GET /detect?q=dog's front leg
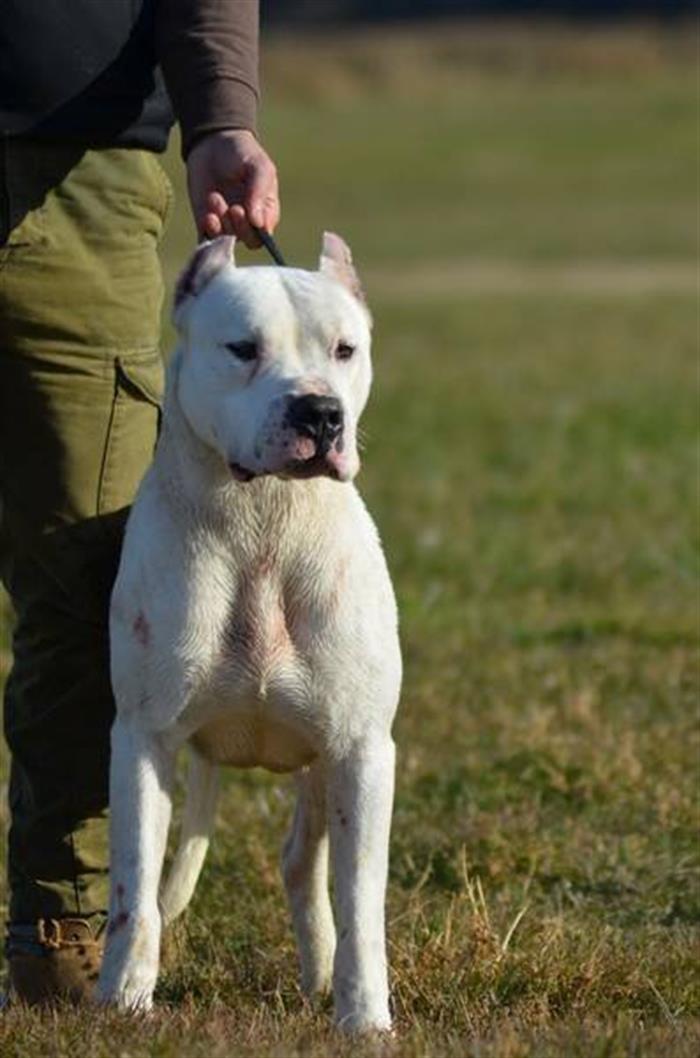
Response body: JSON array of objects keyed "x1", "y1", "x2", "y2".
[
  {"x1": 97, "y1": 716, "x2": 175, "y2": 1011},
  {"x1": 327, "y1": 736, "x2": 395, "y2": 1033}
]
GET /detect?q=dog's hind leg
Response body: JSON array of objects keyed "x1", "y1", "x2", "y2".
[
  {"x1": 282, "y1": 761, "x2": 336, "y2": 997},
  {"x1": 159, "y1": 746, "x2": 219, "y2": 926},
  {"x1": 97, "y1": 716, "x2": 176, "y2": 1010}
]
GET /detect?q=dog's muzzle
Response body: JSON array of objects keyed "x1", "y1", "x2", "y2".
[
  {"x1": 229, "y1": 394, "x2": 350, "y2": 484},
  {"x1": 286, "y1": 394, "x2": 344, "y2": 456}
]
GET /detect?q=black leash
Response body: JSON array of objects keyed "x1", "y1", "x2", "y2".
[
  {"x1": 251, "y1": 224, "x2": 287, "y2": 267},
  {"x1": 199, "y1": 227, "x2": 287, "y2": 267}
]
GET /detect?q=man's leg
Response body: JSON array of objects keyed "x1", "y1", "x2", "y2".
[{"x1": 0, "y1": 140, "x2": 171, "y2": 1002}]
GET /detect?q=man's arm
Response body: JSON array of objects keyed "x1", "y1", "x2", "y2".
[{"x1": 156, "y1": 0, "x2": 279, "y2": 245}]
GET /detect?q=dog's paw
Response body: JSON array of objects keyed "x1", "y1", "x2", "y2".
[
  {"x1": 334, "y1": 1009, "x2": 393, "y2": 1035},
  {"x1": 96, "y1": 970, "x2": 156, "y2": 1013}
]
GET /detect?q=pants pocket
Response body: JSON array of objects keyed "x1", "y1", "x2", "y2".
[
  {"x1": 97, "y1": 352, "x2": 164, "y2": 516},
  {"x1": 148, "y1": 155, "x2": 175, "y2": 232}
]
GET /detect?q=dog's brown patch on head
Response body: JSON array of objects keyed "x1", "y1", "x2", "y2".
[{"x1": 174, "y1": 236, "x2": 236, "y2": 311}]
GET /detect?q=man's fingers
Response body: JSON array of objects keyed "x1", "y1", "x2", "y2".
[
  {"x1": 203, "y1": 203, "x2": 263, "y2": 247},
  {"x1": 197, "y1": 192, "x2": 225, "y2": 237},
  {"x1": 188, "y1": 138, "x2": 280, "y2": 246},
  {"x1": 261, "y1": 193, "x2": 281, "y2": 235},
  {"x1": 202, "y1": 192, "x2": 261, "y2": 244},
  {"x1": 186, "y1": 130, "x2": 281, "y2": 242},
  {"x1": 203, "y1": 213, "x2": 222, "y2": 238},
  {"x1": 207, "y1": 191, "x2": 228, "y2": 216},
  {"x1": 228, "y1": 204, "x2": 261, "y2": 248},
  {"x1": 243, "y1": 156, "x2": 279, "y2": 233},
  {"x1": 200, "y1": 193, "x2": 241, "y2": 238}
]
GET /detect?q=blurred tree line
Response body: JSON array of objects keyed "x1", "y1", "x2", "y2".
[{"x1": 263, "y1": 0, "x2": 696, "y2": 22}]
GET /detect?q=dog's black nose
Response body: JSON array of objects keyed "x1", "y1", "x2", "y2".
[{"x1": 287, "y1": 394, "x2": 344, "y2": 452}]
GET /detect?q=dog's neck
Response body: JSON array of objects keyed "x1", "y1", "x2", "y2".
[{"x1": 152, "y1": 355, "x2": 342, "y2": 539}]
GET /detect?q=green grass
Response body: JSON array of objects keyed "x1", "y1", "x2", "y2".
[{"x1": 1, "y1": 21, "x2": 698, "y2": 1058}]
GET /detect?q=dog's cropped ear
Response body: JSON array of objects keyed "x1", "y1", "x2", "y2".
[
  {"x1": 174, "y1": 236, "x2": 236, "y2": 321},
  {"x1": 319, "y1": 232, "x2": 366, "y2": 304}
]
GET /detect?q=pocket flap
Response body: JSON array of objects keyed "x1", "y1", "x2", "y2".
[{"x1": 116, "y1": 353, "x2": 164, "y2": 408}]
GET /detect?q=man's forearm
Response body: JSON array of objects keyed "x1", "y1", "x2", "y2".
[{"x1": 156, "y1": 0, "x2": 259, "y2": 157}]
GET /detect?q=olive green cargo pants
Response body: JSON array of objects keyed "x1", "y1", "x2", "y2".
[{"x1": 0, "y1": 140, "x2": 171, "y2": 922}]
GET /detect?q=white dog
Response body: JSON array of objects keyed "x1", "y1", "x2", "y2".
[{"x1": 96, "y1": 234, "x2": 402, "y2": 1033}]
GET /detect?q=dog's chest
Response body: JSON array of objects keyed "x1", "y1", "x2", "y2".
[
  {"x1": 185, "y1": 555, "x2": 329, "y2": 770},
  {"x1": 225, "y1": 558, "x2": 297, "y2": 672}
]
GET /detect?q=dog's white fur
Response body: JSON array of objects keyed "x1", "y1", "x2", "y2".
[{"x1": 96, "y1": 234, "x2": 402, "y2": 1032}]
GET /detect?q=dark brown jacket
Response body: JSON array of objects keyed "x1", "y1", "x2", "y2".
[{"x1": 0, "y1": 0, "x2": 259, "y2": 154}]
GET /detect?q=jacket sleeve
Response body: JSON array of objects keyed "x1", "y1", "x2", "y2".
[{"x1": 156, "y1": 0, "x2": 259, "y2": 157}]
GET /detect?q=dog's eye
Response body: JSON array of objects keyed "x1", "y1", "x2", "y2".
[
  {"x1": 224, "y1": 340, "x2": 258, "y2": 362},
  {"x1": 335, "y1": 341, "x2": 356, "y2": 361}
]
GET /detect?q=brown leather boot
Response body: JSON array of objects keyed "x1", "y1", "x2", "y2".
[{"x1": 6, "y1": 917, "x2": 105, "y2": 1005}]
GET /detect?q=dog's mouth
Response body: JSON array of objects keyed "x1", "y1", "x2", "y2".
[
  {"x1": 229, "y1": 461, "x2": 257, "y2": 483},
  {"x1": 281, "y1": 455, "x2": 343, "y2": 481},
  {"x1": 229, "y1": 449, "x2": 353, "y2": 484}
]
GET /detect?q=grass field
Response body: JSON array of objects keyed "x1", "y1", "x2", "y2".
[{"x1": 0, "y1": 21, "x2": 698, "y2": 1058}]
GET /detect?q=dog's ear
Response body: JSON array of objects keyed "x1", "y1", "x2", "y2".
[
  {"x1": 174, "y1": 236, "x2": 236, "y2": 318},
  {"x1": 319, "y1": 232, "x2": 365, "y2": 304}
]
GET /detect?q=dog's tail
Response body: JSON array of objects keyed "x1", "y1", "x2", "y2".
[{"x1": 159, "y1": 747, "x2": 219, "y2": 927}]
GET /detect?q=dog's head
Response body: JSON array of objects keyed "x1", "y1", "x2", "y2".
[{"x1": 172, "y1": 233, "x2": 372, "y2": 484}]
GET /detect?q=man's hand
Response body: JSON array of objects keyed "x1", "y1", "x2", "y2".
[{"x1": 186, "y1": 129, "x2": 280, "y2": 247}]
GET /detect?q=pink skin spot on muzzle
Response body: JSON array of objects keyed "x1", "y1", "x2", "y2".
[
  {"x1": 132, "y1": 610, "x2": 150, "y2": 647},
  {"x1": 287, "y1": 436, "x2": 317, "y2": 462}
]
